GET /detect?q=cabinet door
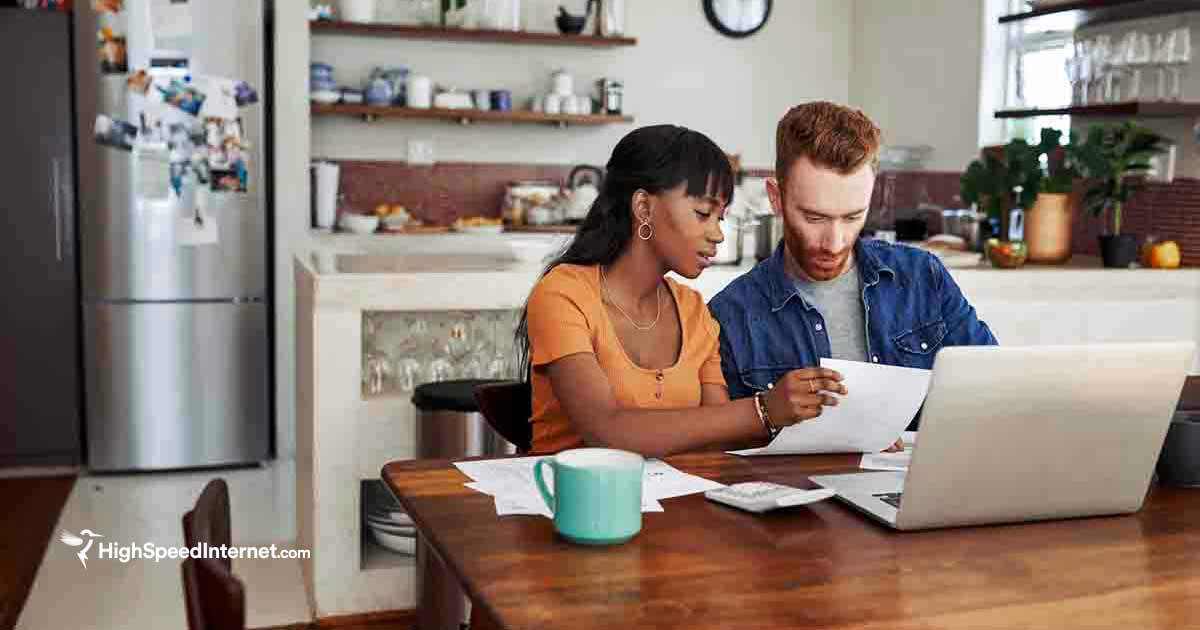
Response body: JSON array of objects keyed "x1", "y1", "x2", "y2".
[{"x1": 0, "y1": 10, "x2": 81, "y2": 466}]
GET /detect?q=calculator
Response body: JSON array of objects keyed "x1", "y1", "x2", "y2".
[{"x1": 704, "y1": 482, "x2": 837, "y2": 513}]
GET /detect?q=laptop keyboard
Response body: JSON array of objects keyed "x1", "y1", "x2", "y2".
[{"x1": 873, "y1": 492, "x2": 903, "y2": 508}]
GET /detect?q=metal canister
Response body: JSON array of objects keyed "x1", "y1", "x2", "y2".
[{"x1": 596, "y1": 78, "x2": 624, "y2": 115}]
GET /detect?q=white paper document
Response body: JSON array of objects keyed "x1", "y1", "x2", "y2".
[
  {"x1": 455, "y1": 457, "x2": 722, "y2": 518},
  {"x1": 730, "y1": 360, "x2": 931, "y2": 456},
  {"x1": 861, "y1": 430, "x2": 919, "y2": 471}
]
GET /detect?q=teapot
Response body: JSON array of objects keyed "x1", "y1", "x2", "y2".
[{"x1": 564, "y1": 165, "x2": 603, "y2": 221}]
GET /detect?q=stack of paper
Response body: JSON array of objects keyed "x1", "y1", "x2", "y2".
[
  {"x1": 454, "y1": 457, "x2": 725, "y2": 518},
  {"x1": 730, "y1": 359, "x2": 931, "y2": 456}
]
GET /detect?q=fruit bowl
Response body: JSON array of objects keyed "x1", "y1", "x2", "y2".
[{"x1": 987, "y1": 240, "x2": 1027, "y2": 269}]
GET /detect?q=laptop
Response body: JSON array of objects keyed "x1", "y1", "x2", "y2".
[{"x1": 810, "y1": 342, "x2": 1195, "y2": 531}]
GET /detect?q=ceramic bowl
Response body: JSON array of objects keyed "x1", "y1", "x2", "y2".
[
  {"x1": 987, "y1": 240, "x2": 1027, "y2": 269},
  {"x1": 310, "y1": 90, "x2": 342, "y2": 105},
  {"x1": 339, "y1": 213, "x2": 379, "y2": 234}
]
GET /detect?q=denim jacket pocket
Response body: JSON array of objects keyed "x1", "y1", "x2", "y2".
[
  {"x1": 892, "y1": 320, "x2": 947, "y2": 356},
  {"x1": 739, "y1": 366, "x2": 804, "y2": 393}
]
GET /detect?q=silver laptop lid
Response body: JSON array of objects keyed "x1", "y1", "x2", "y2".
[{"x1": 895, "y1": 342, "x2": 1195, "y2": 531}]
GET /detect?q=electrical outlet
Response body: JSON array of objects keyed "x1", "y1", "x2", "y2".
[{"x1": 407, "y1": 139, "x2": 435, "y2": 165}]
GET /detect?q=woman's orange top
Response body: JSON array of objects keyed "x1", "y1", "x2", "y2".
[{"x1": 524, "y1": 264, "x2": 726, "y2": 453}]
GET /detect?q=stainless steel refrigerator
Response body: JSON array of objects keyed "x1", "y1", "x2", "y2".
[{"x1": 75, "y1": 0, "x2": 271, "y2": 471}]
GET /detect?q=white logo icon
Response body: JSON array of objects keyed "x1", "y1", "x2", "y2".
[{"x1": 60, "y1": 529, "x2": 104, "y2": 569}]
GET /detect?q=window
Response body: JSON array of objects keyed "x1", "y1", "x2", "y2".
[{"x1": 1002, "y1": 0, "x2": 1074, "y2": 143}]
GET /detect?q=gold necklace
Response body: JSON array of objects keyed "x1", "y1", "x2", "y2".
[{"x1": 600, "y1": 265, "x2": 662, "y2": 332}]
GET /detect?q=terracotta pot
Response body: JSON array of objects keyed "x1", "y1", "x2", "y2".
[{"x1": 1025, "y1": 193, "x2": 1073, "y2": 264}]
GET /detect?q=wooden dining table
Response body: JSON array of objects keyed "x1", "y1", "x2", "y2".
[{"x1": 382, "y1": 452, "x2": 1200, "y2": 630}]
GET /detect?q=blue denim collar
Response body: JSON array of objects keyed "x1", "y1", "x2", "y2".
[{"x1": 765, "y1": 239, "x2": 898, "y2": 312}]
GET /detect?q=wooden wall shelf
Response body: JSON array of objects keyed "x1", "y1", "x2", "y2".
[
  {"x1": 309, "y1": 20, "x2": 638, "y2": 47},
  {"x1": 995, "y1": 102, "x2": 1200, "y2": 118},
  {"x1": 998, "y1": 0, "x2": 1198, "y2": 29},
  {"x1": 312, "y1": 103, "x2": 634, "y2": 127}
]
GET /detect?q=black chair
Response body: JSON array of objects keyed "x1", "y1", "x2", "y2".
[
  {"x1": 181, "y1": 556, "x2": 246, "y2": 630},
  {"x1": 473, "y1": 381, "x2": 533, "y2": 454},
  {"x1": 182, "y1": 479, "x2": 232, "y2": 572}
]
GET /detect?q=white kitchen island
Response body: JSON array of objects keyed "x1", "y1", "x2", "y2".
[{"x1": 293, "y1": 234, "x2": 1199, "y2": 618}]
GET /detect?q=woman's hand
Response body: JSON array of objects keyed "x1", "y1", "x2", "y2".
[{"x1": 763, "y1": 368, "x2": 847, "y2": 427}]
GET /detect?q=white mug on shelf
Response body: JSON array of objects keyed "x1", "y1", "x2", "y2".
[
  {"x1": 408, "y1": 75, "x2": 433, "y2": 109},
  {"x1": 562, "y1": 95, "x2": 580, "y2": 115},
  {"x1": 544, "y1": 94, "x2": 563, "y2": 115},
  {"x1": 551, "y1": 69, "x2": 574, "y2": 97}
]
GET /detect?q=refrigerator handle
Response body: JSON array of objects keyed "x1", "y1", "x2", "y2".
[{"x1": 50, "y1": 158, "x2": 62, "y2": 263}]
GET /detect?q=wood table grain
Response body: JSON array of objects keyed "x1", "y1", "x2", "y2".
[{"x1": 382, "y1": 453, "x2": 1200, "y2": 630}]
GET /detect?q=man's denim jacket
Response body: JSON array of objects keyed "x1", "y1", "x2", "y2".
[{"x1": 708, "y1": 239, "x2": 998, "y2": 402}]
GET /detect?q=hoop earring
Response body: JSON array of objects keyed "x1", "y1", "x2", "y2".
[{"x1": 638, "y1": 218, "x2": 654, "y2": 241}]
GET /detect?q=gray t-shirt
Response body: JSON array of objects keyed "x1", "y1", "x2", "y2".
[{"x1": 793, "y1": 264, "x2": 869, "y2": 362}]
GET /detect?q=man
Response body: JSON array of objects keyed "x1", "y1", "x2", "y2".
[{"x1": 708, "y1": 101, "x2": 996, "y2": 426}]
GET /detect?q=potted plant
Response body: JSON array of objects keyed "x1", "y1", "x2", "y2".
[
  {"x1": 1025, "y1": 128, "x2": 1081, "y2": 264},
  {"x1": 1070, "y1": 122, "x2": 1170, "y2": 269},
  {"x1": 961, "y1": 139, "x2": 1041, "y2": 244}
]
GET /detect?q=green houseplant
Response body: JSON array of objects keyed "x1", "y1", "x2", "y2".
[
  {"x1": 960, "y1": 137, "x2": 1042, "y2": 243},
  {"x1": 1070, "y1": 122, "x2": 1170, "y2": 268}
]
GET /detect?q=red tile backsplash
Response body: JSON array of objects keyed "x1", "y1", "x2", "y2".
[
  {"x1": 1067, "y1": 177, "x2": 1200, "y2": 266},
  {"x1": 329, "y1": 159, "x2": 1198, "y2": 266},
  {"x1": 328, "y1": 159, "x2": 572, "y2": 225}
]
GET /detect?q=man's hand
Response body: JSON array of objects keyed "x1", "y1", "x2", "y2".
[{"x1": 882, "y1": 438, "x2": 905, "y2": 453}]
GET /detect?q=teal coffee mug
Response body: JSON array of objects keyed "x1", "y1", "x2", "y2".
[{"x1": 533, "y1": 448, "x2": 644, "y2": 545}]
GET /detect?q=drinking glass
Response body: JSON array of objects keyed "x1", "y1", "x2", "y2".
[{"x1": 1166, "y1": 27, "x2": 1191, "y2": 101}]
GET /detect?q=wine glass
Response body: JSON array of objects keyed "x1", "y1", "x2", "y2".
[
  {"x1": 1076, "y1": 39, "x2": 1094, "y2": 105},
  {"x1": 1153, "y1": 31, "x2": 1171, "y2": 100},
  {"x1": 485, "y1": 311, "x2": 514, "y2": 379},
  {"x1": 389, "y1": 315, "x2": 423, "y2": 392},
  {"x1": 1126, "y1": 31, "x2": 1153, "y2": 101},
  {"x1": 1107, "y1": 35, "x2": 1128, "y2": 102},
  {"x1": 1091, "y1": 35, "x2": 1112, "y2": 103},
  {"x1": 426, "y1": 337, "x2": 454, "y2": 383},
  {"x1": 363, "y1": 351, "x2": 393, "y2": 395},
  {"x1": 1166, "y1": 27, "x2": 1191, "y2": 101},
  {"x1": 445, "y1": 314, "x2": 477, "y2": 378},
  {"x1": 1065, "y1": 45, "x2": 1084, "y2": 106}
]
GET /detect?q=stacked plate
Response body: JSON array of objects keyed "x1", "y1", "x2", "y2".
[{"x1": 363, "y1": 481, "x2": 417, "y2": 555}]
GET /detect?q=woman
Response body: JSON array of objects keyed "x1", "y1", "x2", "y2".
[{"x1": 517, "y1": 125, "x2": 848, "y2": 458}]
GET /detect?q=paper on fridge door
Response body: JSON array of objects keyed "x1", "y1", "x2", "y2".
[{"x1": 729, "y1": 359, "x2": 931, "y2": 456}]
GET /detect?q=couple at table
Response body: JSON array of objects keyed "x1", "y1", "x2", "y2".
[{"x1": 519, "y1": 100, "x2": 998, "y2": 458}]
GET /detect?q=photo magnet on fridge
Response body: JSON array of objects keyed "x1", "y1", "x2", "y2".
[
  {"x1": 206, "y1": 117, "x2": 248, "y2": 193},
  {"x1": 127, "y1": 69, "x2": 152, "y2": 95},
  {"x1": 234, "y1": 81, "x2": 258, "y2": 106},
  {"x1": 95, "y1": 114, "x2": 137, "y2": 151},
  {"x1": 155, "y1": 78, "x2": 205, "y2": 117},
  {"x1": 93, "y1": 0, "x2": 123, "y2": 13},
  {"x1": 98, "y1": 27, "x2": 128, "y2": 74}
]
